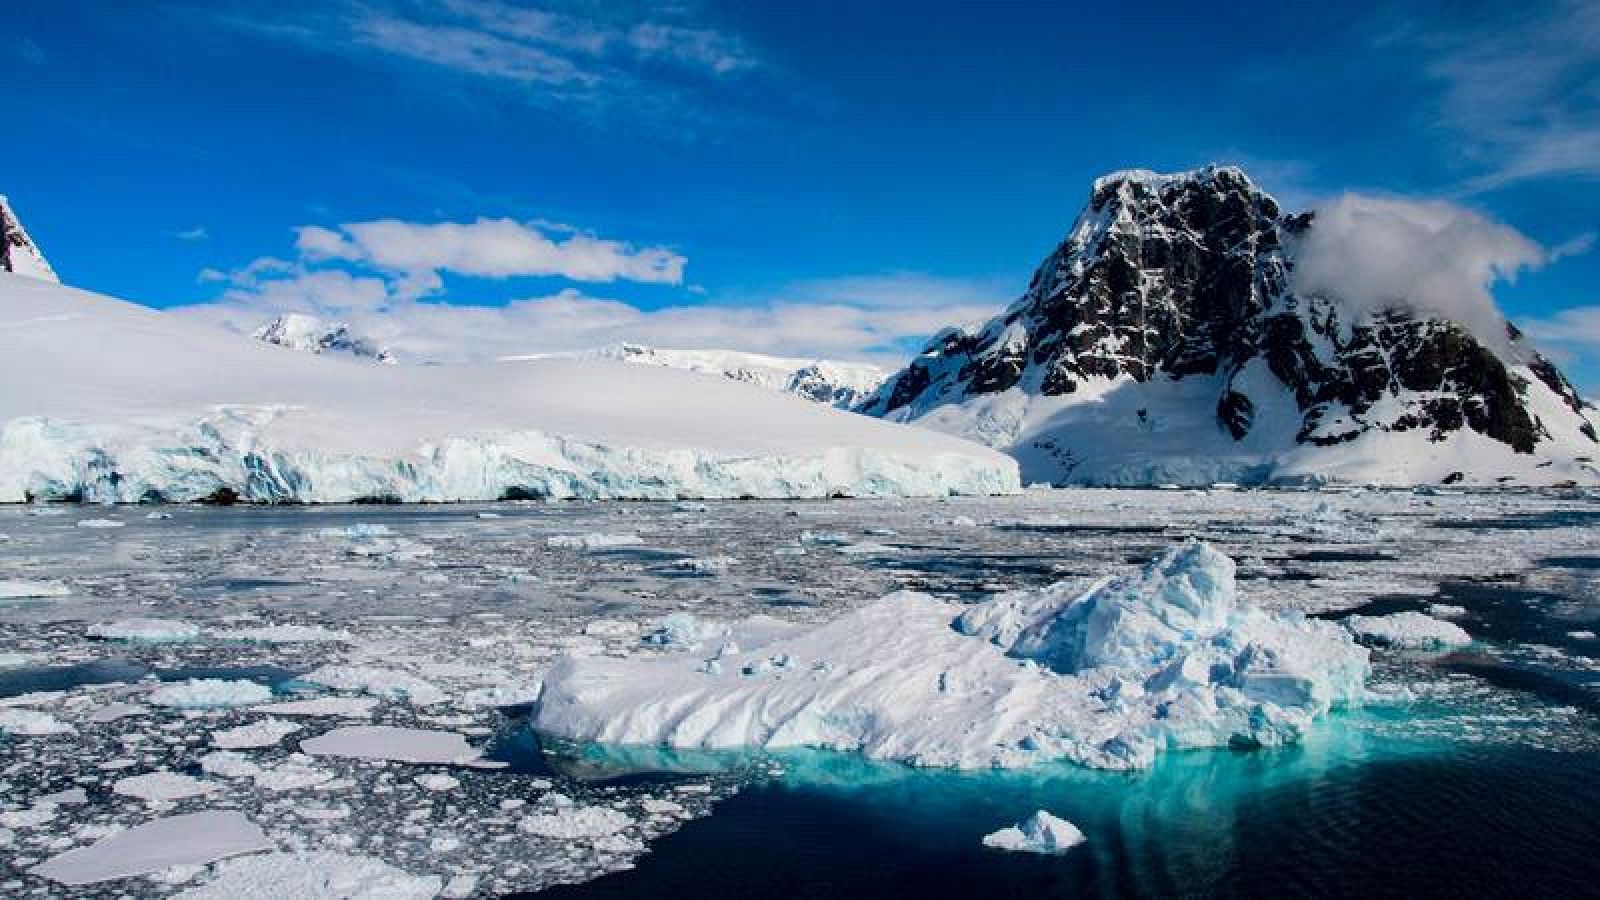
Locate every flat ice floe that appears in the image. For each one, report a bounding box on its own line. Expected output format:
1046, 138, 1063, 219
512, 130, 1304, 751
87, 617, 201, 642
535, 541, 1371, 770
0, 579, 71, 599
147, 679, 274, 709
1343, 612, 1472, 649
299, 725, 490, 765
28, 811, 272, 886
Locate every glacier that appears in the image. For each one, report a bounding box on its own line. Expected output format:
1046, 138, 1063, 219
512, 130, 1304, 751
0, 274, 1017, 503
533, 541, 1372, 770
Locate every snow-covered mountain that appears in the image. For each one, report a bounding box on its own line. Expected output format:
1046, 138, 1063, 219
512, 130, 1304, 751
508, 343, 887, 409
0, 195, 57, 283
253, 313, 396, 364
862, 166, 1599, 487
0, 273, 1016, 503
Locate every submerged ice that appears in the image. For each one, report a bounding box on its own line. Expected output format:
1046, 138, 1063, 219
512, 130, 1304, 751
534, 541, 1371, 770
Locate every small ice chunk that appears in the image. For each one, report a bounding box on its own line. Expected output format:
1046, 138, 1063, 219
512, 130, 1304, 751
210, 624, 350, 643
113, 772, 218, 803
251, 696, 379, 718
1344, 612, 1472, 649
0, 708, 74, 735
546, 532, 642, 550
175, 850, 441, 899
519, 805, 633, 839
414, 774, 459, 792
667, 556, 738, 575
76, 518, 124, 528
300, 725, 487, 765
28, 811, 272, 886
87, 618, 201, 643
1427, 604, 1468, 619
148, 679, 273, 709
211, 719, 301, 750
0, 651, 42, 668
87, 702, 148, 722
0, 579, 71, 599
981, 810, 1085, 854
1569, 630, 1597, 640
302, 666, 445, 705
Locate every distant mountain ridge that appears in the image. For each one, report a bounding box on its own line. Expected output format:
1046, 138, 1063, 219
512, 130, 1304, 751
0, 195, 57, 282
252, 313, 397, 364
862, 166, 1598, 486
509, 343, 887, 409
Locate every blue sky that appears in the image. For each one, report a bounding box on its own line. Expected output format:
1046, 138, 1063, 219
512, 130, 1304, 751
6, 1, 1599, 383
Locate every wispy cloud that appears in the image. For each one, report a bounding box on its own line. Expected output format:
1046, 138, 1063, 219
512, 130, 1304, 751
205, 0, 761, 126
175, 227, 210, 242
16, 37, 47, 65
1404, 0, 1600, 193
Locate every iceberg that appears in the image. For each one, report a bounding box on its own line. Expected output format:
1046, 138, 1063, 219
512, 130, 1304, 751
0, 579, 71, 599
534, 541, 1370, 770
981, 810, 1085, 854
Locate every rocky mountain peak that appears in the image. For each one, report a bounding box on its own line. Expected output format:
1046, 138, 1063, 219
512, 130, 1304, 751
862, 165, 1598, 485
0, 195, 58, 283
252, 313, 396, 364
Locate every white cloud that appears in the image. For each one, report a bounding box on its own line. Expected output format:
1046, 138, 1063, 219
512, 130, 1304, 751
306, 218, 686, 285
180, 249, 1003, 369
175, 227, 210, 242
1292, 194, 1545, 340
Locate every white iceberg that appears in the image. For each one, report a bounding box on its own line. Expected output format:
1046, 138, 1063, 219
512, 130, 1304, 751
981, 810, 1085, 854
1344, 612, 1472, 649
534, 541, 1370, 770
210, 718, 301, 750
148, 679, 274, 709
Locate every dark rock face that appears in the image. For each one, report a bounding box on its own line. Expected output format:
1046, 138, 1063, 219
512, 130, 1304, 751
862, 165, 1597, 457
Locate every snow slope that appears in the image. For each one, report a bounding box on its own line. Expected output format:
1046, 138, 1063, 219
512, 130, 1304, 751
0, 274, 1017, 503
0, 195, 57, 283
508, 343, 887, 409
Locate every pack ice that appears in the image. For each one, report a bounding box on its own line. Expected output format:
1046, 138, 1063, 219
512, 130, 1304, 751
0, 274, 1017, 503
534, 541, 1371, 770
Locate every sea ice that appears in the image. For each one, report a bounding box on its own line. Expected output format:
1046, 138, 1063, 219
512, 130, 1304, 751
210, 718, 301, 749
303, 665, 446, 705
534, 541, 1370, 770
519, 805, 634, 839
209, 624, 351, 643
981, 810, 1086, 854
113, 771, 218, 803
0, 579, 71, 599
0, 708, 74, 735
28, 811, 273, 886
251, 696, 379, 718
1344, 612, 1472, 649
175, 851, 441, 899
547, 533, 643, 550
87, 617, 201, 642
299, 725, 488, 765
148, 679, 274, 709
75, 518, 124, 528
